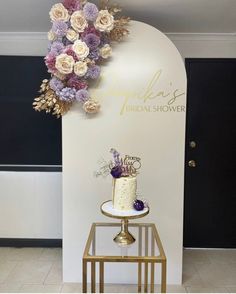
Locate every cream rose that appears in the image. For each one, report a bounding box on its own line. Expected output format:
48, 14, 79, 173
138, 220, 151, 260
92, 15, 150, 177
83, 99, 100, 114
74, 61, 88, 77
100, 44, 112, 59
70, 11, 88, 32
66, 29, 79, 42
94, 10, 114, 32
72, 40, 90, 60
55, 54, 75, 75
48, 30, 57, 41
49, 3, 70, 22
54, 71, 66, 81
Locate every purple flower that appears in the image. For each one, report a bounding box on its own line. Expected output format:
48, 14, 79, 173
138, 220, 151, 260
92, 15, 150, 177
133, 200, 144, 211
62, 36, 72, 46
76, 89, 89, 103
58, 87, 77, 102
45, 52, 57, 73
83, 3, 99, 21
81, 26, 101, 38
111, 166, 123, 178
110, 148, 121, 166
87, 65, 101, 80
63, 0, 80, 13
100, 35, 110, 47
67, 75, 88, 90
50, 41, 64, 55
83, 33, 100, 50
88, 49, 100, 61
52, 21, 68, 37
49, 77, 64, 92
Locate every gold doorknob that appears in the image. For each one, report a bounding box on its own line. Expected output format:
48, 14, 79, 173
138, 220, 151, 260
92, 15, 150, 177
189, 141, 197, 148
188, 160, 196, 168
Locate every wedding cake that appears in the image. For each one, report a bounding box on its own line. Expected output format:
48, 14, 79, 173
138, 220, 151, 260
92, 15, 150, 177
112, 176, 137, 211
96, 149, 145, 212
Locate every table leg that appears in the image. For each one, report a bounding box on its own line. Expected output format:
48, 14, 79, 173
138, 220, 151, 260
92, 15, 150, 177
138, 226, 142, 293
99, 262, 104, 293
91, 261, 96, 293
144, 227, 149, 293
151, 262, 155, 293
151, 232, 155, 293
82, 259, 87, 293
138, 262, 142, 293
92, 229, 96, 256
161, 259, 167, 293
144, 262, 148, 293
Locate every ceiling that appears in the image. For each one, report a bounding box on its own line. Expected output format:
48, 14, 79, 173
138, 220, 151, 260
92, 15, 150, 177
0, 0, 235, 34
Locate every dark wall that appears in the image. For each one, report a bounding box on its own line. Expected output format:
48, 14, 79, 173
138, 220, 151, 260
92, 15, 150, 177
0, 56, 62, 171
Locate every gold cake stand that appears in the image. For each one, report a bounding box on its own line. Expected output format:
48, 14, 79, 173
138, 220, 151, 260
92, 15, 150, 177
101, 200, 150, 246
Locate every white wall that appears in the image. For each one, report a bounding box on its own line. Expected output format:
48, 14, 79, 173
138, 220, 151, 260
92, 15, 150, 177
170, 34, 236, 58
0, 32, 235, 239
0, 172, 62, 239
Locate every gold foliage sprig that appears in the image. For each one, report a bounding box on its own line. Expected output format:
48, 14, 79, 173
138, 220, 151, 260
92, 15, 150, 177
99, 0, 110, 10
33, 79, 72, 118
109, 17, 130, 42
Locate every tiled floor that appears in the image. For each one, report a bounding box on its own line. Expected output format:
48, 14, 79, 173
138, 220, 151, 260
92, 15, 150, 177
0, 247, 235, 293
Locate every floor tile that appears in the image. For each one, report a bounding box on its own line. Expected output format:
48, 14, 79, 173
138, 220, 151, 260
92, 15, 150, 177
184, 249, 211, 265
183, 263, 204, 286
0, 248, 11, 261
0, 260, 18, 283
195, 263, 236, 287
121, 284, 138, 293
61, 283, 82, 293
186, 286, 229, 293
44, 261, 63, 285
156, 284, 187, 293
19, 284, 62, 293
206, 250, 236, 264
39, 248, 62, 262
6, 247, 43, 261
104, 284, 124, 293
5, 260, 52, 284
0, 283, 22, 293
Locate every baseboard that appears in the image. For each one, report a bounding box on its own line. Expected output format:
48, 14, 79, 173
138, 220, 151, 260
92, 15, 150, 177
0, 238, 62, 248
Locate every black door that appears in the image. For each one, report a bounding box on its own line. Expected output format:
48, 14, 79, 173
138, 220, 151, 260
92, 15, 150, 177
184, 59, 236, 248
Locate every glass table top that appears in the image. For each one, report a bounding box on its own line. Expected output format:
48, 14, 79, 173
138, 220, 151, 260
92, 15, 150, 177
83, 223, 166, 261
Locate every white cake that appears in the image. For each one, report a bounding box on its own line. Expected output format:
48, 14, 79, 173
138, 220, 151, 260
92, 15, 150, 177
112, 176, 137, 211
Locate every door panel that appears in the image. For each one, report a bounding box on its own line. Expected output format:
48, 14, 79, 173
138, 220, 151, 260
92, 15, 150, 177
184, 59, 236, 248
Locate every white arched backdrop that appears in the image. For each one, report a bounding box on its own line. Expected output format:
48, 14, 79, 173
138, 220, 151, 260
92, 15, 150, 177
63, 21, 187, 284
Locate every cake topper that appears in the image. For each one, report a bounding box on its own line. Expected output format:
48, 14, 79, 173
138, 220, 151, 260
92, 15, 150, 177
110, 148, 141, 178
94, 148, 142, 178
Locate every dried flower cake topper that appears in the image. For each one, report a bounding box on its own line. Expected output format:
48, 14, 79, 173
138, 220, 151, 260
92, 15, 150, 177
33, 0, 130, 118
95, 148, 142, 179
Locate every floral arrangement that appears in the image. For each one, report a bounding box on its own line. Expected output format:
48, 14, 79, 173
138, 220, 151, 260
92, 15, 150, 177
33, 0, 130, 117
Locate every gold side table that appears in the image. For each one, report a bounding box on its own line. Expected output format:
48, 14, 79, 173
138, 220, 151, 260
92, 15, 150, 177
82, 223, 167, 293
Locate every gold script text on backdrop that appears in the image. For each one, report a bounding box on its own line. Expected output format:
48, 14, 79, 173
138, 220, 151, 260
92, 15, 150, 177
93, 69, 185, 115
